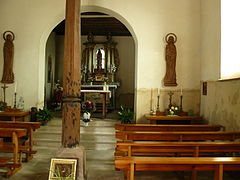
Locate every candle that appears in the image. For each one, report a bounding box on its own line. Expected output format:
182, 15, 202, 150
157, 88, 160, 96
14, 81, 17, 93
150, 88, 153, 110
180, 86, 183, 95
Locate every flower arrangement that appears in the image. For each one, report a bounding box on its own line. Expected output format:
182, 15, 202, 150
81, 101, 96, 125
81, 101, 96, 113
168, 105, 179, 115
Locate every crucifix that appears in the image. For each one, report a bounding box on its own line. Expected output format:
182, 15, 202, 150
168, 91, 174, 108
1, 84, 8, 103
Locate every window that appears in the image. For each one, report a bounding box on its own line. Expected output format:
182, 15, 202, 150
221, 0, 240, 79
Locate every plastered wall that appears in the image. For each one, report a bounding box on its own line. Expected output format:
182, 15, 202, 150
200, 0, 240, 130
0, 0, 201, 122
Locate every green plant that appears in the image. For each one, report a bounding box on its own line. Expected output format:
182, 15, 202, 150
36, 108, 52, 122
117, 105, 134, 124
50, 166, 74, 180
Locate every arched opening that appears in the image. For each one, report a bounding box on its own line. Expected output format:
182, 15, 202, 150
43, 8, 137, 119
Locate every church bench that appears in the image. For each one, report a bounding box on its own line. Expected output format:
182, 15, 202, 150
0, 128, 27, 177
115, 156, 240, 180
116, 131, 240, 141
115, 124, 225, 132
0, 121, 41, 161
115, 141, 240, 157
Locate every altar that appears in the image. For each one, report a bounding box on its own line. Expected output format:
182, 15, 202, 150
80, 33, 120, 112
81, 90, 111, 118
145, 114, 202, 125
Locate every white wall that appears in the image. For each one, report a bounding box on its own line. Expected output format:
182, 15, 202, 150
0, 0, 201, 122
200, 0, 240, 130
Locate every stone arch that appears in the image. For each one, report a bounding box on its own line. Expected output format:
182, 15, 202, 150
38, 5, 138, 109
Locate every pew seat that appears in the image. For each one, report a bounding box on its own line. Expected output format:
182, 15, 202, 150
115, 156, 240, 180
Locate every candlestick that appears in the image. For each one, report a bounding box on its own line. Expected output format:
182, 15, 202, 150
180, 95, 183, 112
14, 81, 17, 93
168, 91, 174, 108
14, 92, 17, 109
156, 95, 160, 112
149, 88, 153, 114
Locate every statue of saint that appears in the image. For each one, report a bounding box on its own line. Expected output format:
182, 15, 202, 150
163, 33, 177, 86
1, 31, 15, 84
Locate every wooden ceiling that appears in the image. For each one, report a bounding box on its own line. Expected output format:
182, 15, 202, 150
53, 12, 131, 36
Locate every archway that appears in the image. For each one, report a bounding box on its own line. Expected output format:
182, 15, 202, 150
40, 6, 138, 118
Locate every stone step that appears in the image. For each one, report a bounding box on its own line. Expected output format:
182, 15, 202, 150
35, 139, 115, 150
35, 126, 115, 134
45, 118, 119, 127
34, 133, 116, 142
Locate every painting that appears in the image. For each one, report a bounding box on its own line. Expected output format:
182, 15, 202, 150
48, 158, 77, 180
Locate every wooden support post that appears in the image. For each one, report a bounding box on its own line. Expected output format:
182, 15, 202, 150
62, 0, 81, 148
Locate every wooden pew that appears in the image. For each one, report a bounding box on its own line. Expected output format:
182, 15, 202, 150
0, 121, 41, 161
0, 128, 27, 177
116, 131, 240, 141
115, 156, 240, 180
115, 124, 225, 132
115, 141, 240, 157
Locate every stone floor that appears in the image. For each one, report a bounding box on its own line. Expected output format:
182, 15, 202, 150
0, 112, 239, 180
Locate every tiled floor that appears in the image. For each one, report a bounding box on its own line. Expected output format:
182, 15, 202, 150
0, 112, 239, 180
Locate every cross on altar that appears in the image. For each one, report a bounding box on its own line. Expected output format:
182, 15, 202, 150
168, 91, 174, 107
1, 84, 8, 103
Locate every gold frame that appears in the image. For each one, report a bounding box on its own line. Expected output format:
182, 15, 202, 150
48, 158, 77, 180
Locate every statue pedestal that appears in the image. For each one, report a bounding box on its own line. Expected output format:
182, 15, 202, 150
54, 146, 86, 180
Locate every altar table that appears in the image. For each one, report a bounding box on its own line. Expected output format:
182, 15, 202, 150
145, 114, 202, 125
81, 90, 111, 118
0, 111, 30, 122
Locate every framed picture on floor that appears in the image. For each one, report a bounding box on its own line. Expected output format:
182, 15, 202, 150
48, 158, 77, 180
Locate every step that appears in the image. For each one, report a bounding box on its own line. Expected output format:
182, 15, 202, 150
34, 133, 116, 142
35, 139, 115, 150
35, 126, 115, 134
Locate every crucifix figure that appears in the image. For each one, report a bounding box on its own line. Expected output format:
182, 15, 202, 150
1, 84, 8, 103
168, 91, 174, 108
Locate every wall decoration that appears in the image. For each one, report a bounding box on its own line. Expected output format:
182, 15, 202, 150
163, 33, 177, 86
48, 158, 77, 180
1, 31, 15, 84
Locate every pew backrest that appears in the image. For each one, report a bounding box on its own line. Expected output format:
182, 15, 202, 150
115, 141, 240, 157
115, 124, 225, 132
116, 131, 240, 141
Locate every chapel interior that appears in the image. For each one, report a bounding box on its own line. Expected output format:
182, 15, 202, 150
0, 0, 240, 180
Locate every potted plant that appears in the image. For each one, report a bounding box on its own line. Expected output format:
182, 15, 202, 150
36, 108, 52, 125
117, 105, 134, 124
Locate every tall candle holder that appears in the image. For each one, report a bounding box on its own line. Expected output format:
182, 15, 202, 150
150, 88, 153, 115
13, 92, 17, 109
179, 95, 183, 112
156, 95, 160, 112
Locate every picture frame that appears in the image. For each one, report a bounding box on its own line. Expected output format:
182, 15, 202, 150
48, 158, 77, 180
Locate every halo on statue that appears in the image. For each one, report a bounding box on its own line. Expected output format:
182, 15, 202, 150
3, 31, 15, 41
165, 33, 177, 43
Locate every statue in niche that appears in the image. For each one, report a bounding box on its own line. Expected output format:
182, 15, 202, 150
96, 49, 103, 70
163, 33, 177, 86
1, 31, 15, 84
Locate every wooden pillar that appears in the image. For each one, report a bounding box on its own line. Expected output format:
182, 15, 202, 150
62, 0, 81, 148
